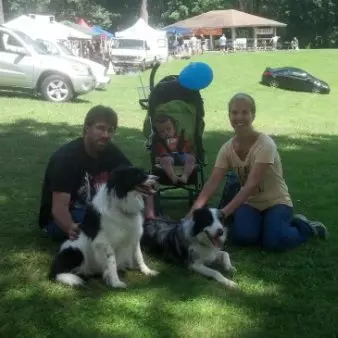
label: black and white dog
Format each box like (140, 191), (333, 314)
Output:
(49, 166), (159, 288)
(142, 208), (237, 288)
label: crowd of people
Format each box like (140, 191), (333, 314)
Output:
(168, 32), (300, 57)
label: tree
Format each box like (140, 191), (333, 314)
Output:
(0, 0), (4, 24)
(3, 0), (338, 46)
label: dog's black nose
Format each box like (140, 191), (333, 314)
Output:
(216, 228), (224, 237)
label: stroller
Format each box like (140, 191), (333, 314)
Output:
(140, 63), (206, 206)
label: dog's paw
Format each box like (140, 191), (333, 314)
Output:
(227, 266), (237, 276)
(103, 270), (127, 289)
(111, 280), (127, 289)
(141, 268), (159, 276)
(225, 280), (237, 289)
(104, 276), (127, 289)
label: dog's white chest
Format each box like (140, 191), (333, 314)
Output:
(102, 214), (143, 248)
(191, 243), (219, 264)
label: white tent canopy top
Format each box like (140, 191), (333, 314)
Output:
(115, 18), (166, 39)
(4, 15), (92, 40)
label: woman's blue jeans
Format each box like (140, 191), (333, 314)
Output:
(231, 204), (313, 251)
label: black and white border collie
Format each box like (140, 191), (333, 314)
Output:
(49, 166), (159, 288)
(142, 208), (237, 288)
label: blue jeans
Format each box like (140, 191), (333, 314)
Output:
(161, 152), (188, 165)
(44, 207), (85, 242)
(231, 204), (313, 251)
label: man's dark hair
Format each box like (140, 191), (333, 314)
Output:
(83, 105), (118, 133)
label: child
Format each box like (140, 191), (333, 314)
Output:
(154, 114), (196, 185)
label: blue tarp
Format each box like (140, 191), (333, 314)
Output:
(162, 26), (192, 35)
(91, 25), (114, 38)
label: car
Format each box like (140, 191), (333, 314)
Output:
(261, 67), (330, 94)
(35, 38), (111, 90)
(0, 26), (96, 102)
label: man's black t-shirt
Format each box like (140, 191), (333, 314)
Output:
(38, 137), (131, 228)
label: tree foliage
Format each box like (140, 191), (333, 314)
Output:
(2, 0), (338, 47)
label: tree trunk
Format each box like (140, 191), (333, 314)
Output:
(140, 0), (149, 23)
(0, 0), (4, 24)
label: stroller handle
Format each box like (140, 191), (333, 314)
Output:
(150, 62), (161, 91)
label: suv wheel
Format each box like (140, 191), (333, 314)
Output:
(40, 75), (74, 102)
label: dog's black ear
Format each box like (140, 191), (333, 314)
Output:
(191, 207), (213, 236)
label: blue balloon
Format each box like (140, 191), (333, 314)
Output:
(178, 62), (213, 90)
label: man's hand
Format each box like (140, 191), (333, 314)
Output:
(136, 185), (156, 196)
(68, 223), (80, 241)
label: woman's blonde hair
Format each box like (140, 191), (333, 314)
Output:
(228, 93), (256, 117)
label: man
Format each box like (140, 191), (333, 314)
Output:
(189, 34), (198, 55)
(200, 34), (206, 54)
(270, 35), (279, 50)
(38, 105), (156, 241)
(219, 34), (227, 54)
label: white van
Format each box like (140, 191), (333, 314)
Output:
(110, 37), (168, 73)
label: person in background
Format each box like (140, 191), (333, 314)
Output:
(200, 34), (206, 54)
(219, 34), (227, 54)
(190, 34), (198, 55)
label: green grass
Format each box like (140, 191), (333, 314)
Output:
(1, 49), (338, 338)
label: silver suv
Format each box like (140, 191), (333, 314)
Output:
(0, 26), (96, 102)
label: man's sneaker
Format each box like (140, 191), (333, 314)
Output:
(294, 214), (328, 239)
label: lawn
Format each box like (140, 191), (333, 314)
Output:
(1, 49), (338, 338)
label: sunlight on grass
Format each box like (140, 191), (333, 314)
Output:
(1, 50), (338, 337)
(0, 195), (8, 204)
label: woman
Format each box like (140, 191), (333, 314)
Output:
(187, 93), (327, 251)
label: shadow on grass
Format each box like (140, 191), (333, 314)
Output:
(1, 118), (338, 337)
(0, 90), (92, 103)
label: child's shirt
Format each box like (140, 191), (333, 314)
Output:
(155, 136), (190, 156)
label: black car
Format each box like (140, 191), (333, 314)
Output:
(261, 67), (330, 94)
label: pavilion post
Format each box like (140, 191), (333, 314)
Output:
(210, 35), (214, 50)
(253, 28), (257, 50)
(231, 28), (236, 50)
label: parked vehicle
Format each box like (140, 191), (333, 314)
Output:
(0, 26), (95, 102)
(36, 38), (111, 90)
(261, 67), (330, 94)
(110, 38), (159, 74)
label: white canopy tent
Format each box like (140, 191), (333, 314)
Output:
(4, 15), (92, 40)
(115, 18), (166, 39)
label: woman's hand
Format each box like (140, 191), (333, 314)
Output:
(68, 223), (80, 241)
(183, 208), (195, 221)
(184, 167), (228, 220)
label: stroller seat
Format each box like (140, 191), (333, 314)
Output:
(142, 65), (206, 206)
